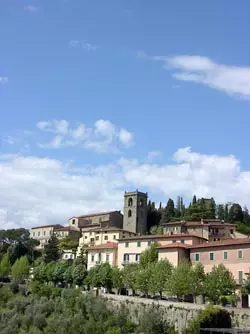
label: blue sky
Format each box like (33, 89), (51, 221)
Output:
(0, 0), (250, 228)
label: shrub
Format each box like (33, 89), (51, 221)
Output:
(10, 282), (19, 294)
(185, 305), (232, 334)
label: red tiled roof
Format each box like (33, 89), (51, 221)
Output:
(31, 224), (63, 230)
(189, 237), (250, 249)
(77, 211), (122, 219)
(55, 226), (79, 231)
(87, 242), (118, 250)
(86, 226), (136, 234)
(157, 243), (188, 249)
(118, 233), (205, 241)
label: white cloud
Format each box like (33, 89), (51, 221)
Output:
(69, 40), (100, 51)
(36, 119), (133, 153)
(119, 129), (134, 147)
(24, 5), (39, 12)
(2, 148), (250, 228)
(140, 53), (250, 99)
(146, 151), (162, 162)
(0, 77), (8, 84)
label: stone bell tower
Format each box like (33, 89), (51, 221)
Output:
(123, 190), (148, 235)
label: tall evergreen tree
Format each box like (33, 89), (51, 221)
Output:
(160, 198), (175, 224)
(44, 235), (60, 263)
(192, 195), (197, 205)
(217, 204), (225, 220)
(228, 203), (244, 223)
(208, 197), (216, 219)
(224, 204), (229, 221)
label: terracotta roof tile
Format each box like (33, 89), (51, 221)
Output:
(118, 233), (205, 241)
(31, 224), (63, 230)
(157, 243), (188, 249)
(87, 242), (118, 250)
(189, 237), (250, 249)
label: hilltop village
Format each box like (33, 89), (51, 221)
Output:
(31, 190), (250, 286)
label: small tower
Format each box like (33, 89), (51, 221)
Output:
(123, 190), (148, 235)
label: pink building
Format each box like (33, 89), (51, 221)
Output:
(190, 238), (250, 285)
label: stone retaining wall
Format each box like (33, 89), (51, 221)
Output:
(102, 293), (250, 333)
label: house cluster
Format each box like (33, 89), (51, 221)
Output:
(31, 190), (250, 286)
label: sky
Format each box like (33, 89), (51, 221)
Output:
(0, 0), (250, 229)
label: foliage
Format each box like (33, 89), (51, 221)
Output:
(228, 203), (244, 223)
(135, 265), (152, 296)
(137, 305), (176, 334)
(190, 263), (206, 300)
(112, 266), (123, 291)
(11, 256), (30, 283)
(149, 259), (173, 297)
(139, 243), (158, 268)
(150, 225), (164, 235)
(0, 254), (11, 280)
(185, 305), (231, 334)
(121, 264), (138, 294)
(43, 235), (60, 263)
(72, 264), (87, 286)
(160, 199), (175, 224)
(58, 237), (79, 252)
(168, 260), (192, 300)
(203, 264), (236, 303)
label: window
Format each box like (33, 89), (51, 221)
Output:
(96, 236), (99, 241)
(139, 199), (144, 207)
(85, 236), (88, 239)
(135, 254), (140, 262)
(128, 198), (133, 206)
(104, 235), (108, 241)
(238, 250), (243, 259)
(106, 254), (110, 262)
(224, 251), (228, 260)
(238, 271), (243, 284)
(113, 235), (116, 240)
(50, 231), (52, 235)
(172, 240), (176, 243)
(90, 238), (94, 242)
(125, 242), (129, 248)
(65, 254), (68, 259)
(33, 232), (35, 237)
(70, 254), (72, 259)
(209, 252), (214, 261)
(91, 255), (94, 262)
(123, 254), (129, 263)
(137, 241), (141, 247)
(148, 241), (151, 246)
(38, 232), (40, 236)
(128, 210), (132, 218)
(195, 253), (200, 262)
(72, 219), (75, 225)
(181, 240), (185, 244)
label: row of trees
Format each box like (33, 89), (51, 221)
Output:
(147, 195), (250, 234)
(0, 254), (30, 283)
(32, 244), (237, 305)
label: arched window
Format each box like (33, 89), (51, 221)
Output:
(139, 199), (144, 207)
(128, 209), (132, 218)
(128, 198), (133, 206)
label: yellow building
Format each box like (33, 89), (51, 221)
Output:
(87, 242), (118, 271)
(77, 227), (136, 257)
(31, 224), (63, 249)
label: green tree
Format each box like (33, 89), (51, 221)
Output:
(216, 204), (225, 220)
(112, 267), (123, 293)
(43, 235), (60, 263)
(33, 262), (47, 283)
(122, 264), (138, 295)
(208, 197), (216, 219)
(192, 195), (197, 205)
(190, 263), (206, 302)
(149, 259), (173, 298)
(98, 263), (113, 292)
(160, 198), (175, 224)
(135, 265), (152, 297)
(204, 264), (236, 304)
(72, 264), (86, 286)
(63, 265), (74, 287)
(224, 204), (229, 221)
(11, 256), (30, 282)
(0, 254), (11, 280)
(150, 225), (163, 235)
(169, 261), (192, 301)
(139, 243), (158, 268)
(228, 203), (244, 223)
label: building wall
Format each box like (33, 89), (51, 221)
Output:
(186, 226), (209, 241)
(55, 229), (80, 241)
(190, 244), (250, 283)
(158, 248), (188, 266)
(69, 212), (123, 230)
(123, 191), (148, 235)
(163, 225), (184, 235)
(31, 226), (55, 249)
(87, 248), (117, 270)
(77, 229), (135, 257)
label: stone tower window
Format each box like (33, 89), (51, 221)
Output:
(139, 199), (144, 207)
(128, 198), (133, 206)
(128, 209), (132, 217)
